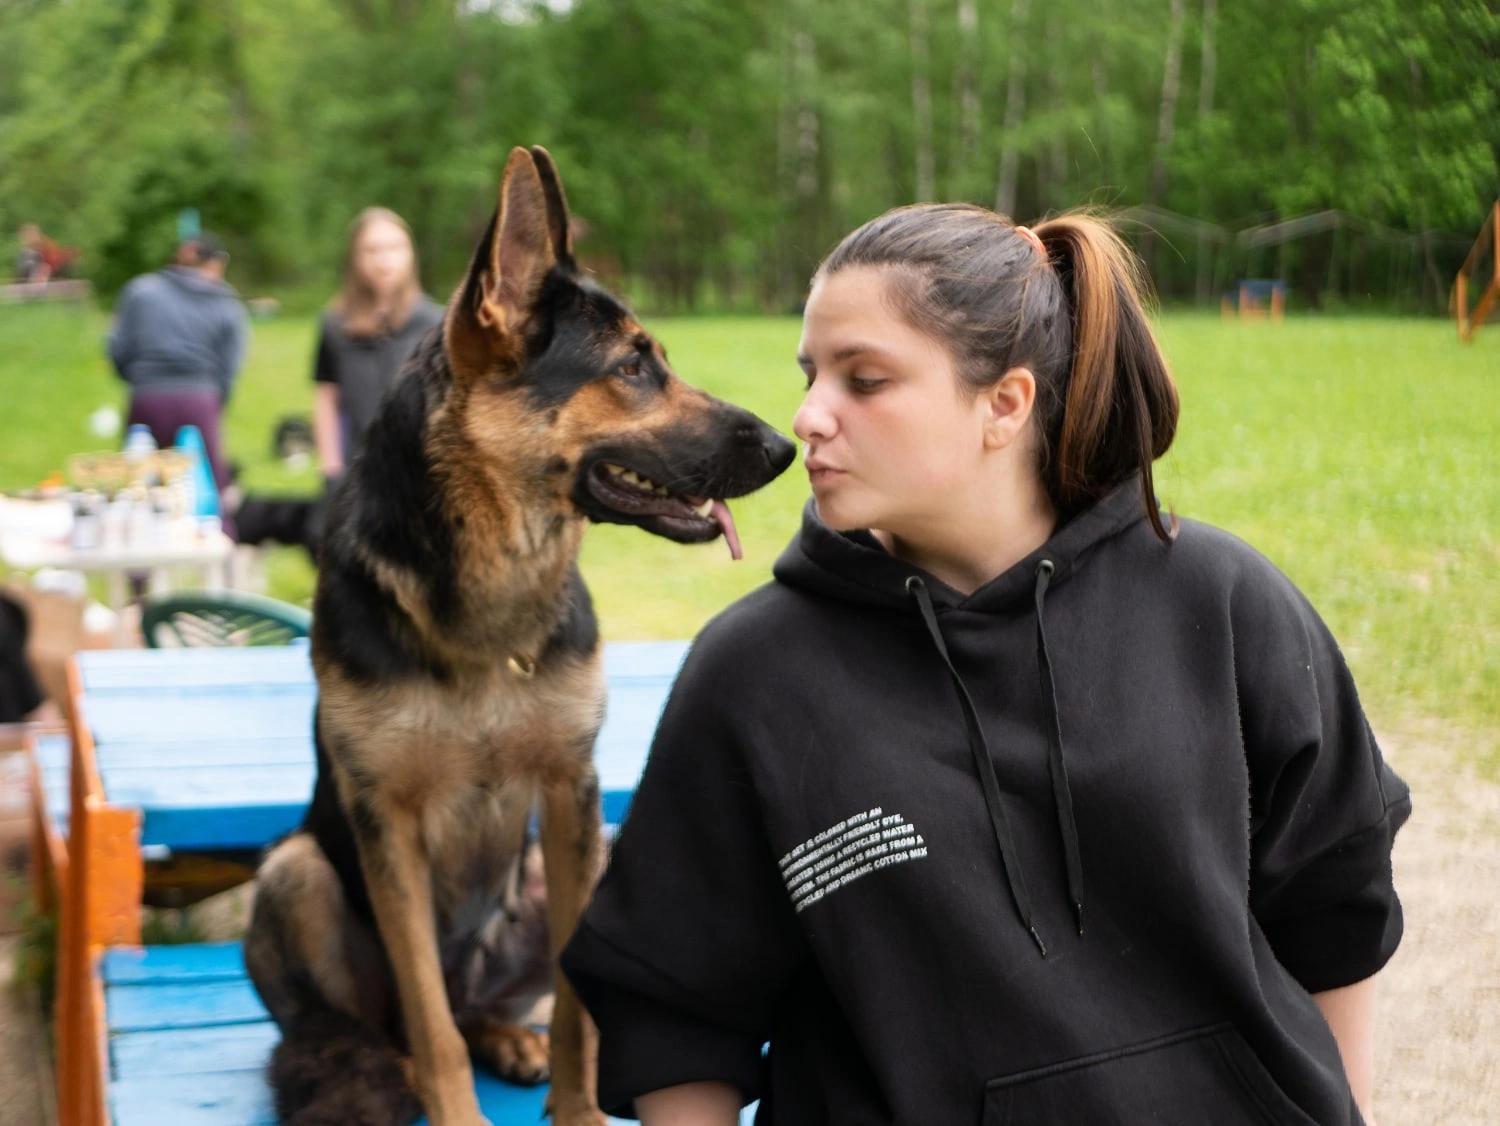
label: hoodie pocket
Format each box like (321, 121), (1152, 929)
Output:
(981, 1022), (1318, 1126)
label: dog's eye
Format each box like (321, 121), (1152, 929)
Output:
(617, 360), (642, 381)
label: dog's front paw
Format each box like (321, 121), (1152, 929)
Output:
(543, 1099), (608, 1126)
(470, 1021), (551, 1086)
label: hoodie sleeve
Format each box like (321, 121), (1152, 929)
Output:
(561, 621), (805, 1116)
(214, 299), (249, 404)
(1234, 561), (1411, 994)
(106, 279), (142, 382)
(312, 317), (340, 384)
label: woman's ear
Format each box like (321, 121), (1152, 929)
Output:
(982, 367), (1037, 450)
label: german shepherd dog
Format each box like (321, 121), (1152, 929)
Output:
(244, 147), (795, 1125)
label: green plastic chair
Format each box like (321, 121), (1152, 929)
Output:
(140, 590), (312, 648)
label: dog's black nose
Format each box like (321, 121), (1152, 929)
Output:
(764, 431), (796, 473)
(738, 422), (796, 474)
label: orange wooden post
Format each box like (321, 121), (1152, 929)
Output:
(54, 657), (142, 1126)
(22, 730), (65, 915)
(1454, 200), (1500, 342)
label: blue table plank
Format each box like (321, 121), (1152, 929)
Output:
(103, 943), (248, 985)
(111, 1021), (278, 1079)
(86, 691), (317, 744)
(111, 1070), (279, 1126)
(602, 640), (690, 681)
(101, 763), (312, 801)
(107, 978), (270, 1033)
(143, 805), (307, 851)
(80, 640), (684, 692)
(80, 645), (312, 691)
(86, 737), (314, 769)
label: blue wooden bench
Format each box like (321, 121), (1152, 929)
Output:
(102, 942), (612, 1124)
(29, 641), (763, 1125)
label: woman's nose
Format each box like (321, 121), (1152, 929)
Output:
(793, 388), (836, 444)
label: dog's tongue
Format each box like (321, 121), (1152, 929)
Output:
(711, 499), (742, 561)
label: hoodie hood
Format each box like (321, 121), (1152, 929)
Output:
(161, 264), (240, 301)
(774, 477), (1152, 612)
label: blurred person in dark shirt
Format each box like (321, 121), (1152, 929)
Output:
(311, 208), (442, 484)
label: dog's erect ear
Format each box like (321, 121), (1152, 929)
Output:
(473, 147), (557, 333)
(528, 146), (574, 266)
(448, 146), (576, 376)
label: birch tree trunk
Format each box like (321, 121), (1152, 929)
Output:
(910, 0), (935, 201)
(1195, 0), (1218, 302)
(1044, 9), (1067, 201)
(772, 0), (821, 305)
(952, 0), (979, 196)
(1090, 0), (1112, 174)
(1140, 0), (1186, 268)
(792, 14), (816, 295)
(993, 0), (1028, 217)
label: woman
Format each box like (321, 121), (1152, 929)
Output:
(311, 207), (443, 478)
(561, 206), (1409, 1125)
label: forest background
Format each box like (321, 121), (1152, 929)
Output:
(2, 0), (1497, 313)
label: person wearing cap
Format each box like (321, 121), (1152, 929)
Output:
(107, 233), (249, 520)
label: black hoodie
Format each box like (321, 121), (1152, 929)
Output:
(562, 483), (1410, 1124)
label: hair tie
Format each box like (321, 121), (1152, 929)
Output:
(1014, 224), (1046, 259)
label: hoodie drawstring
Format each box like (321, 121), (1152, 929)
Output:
(1034, 560), (1085, 936)
(906, 574), (1047, 956)
(906, 563), (1086, 956)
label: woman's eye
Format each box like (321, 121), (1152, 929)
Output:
(850, 376), (885, 393)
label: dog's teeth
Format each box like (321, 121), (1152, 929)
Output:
(606, 464), (625, 477)
(622, 470), (641, 484)
(655, 485), (669, 496)
(695, 499), (714, 518)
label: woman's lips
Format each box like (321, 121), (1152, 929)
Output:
(805, 461), (845, 485)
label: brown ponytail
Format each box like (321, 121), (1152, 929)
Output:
(1032, 214), (1179, 541)
(816, 204), (1179, 542)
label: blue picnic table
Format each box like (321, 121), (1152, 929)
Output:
(37, 641), (690, 854)
(32, 641), (761, 1125)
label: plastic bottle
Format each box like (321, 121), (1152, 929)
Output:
(173, 424), (221, 520)
(123, 424), (158, 459)
(70, 491), (103, 550)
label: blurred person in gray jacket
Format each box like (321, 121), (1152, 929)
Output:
(107, 233), (249, 509)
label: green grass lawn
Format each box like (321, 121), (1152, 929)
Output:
(0, 302), (1495, 750)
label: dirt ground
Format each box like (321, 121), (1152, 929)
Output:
(1373, 723), (1500, 1125)
(0, 724), (1496, 1126)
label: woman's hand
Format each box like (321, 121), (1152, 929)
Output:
(636, 1080), (741, 1126)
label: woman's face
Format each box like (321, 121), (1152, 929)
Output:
(353, 217), (414, 297)
(793, 266), (991, 536)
